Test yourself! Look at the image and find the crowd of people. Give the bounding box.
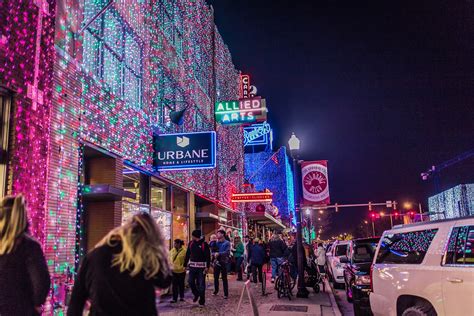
[0,194,328,315]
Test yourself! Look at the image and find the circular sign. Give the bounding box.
[301,162,330,204]
[303,171,328,194]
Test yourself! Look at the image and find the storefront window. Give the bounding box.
[123,166,140,203]
[173,188,188,245]
[122,201,149,225]
[0,93,11,198]
[151,208,172,247]
[151,180,166,209]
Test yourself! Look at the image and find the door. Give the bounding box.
[442,224,474,315]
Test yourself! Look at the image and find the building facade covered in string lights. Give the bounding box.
[1,0,244,309]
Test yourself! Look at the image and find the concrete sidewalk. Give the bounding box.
[158,270,340,316]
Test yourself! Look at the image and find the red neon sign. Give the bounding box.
[231,191,273,203]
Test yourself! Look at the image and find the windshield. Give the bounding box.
[335,244,347,257]
[352,242,378,263]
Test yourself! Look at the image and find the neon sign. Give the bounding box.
[231,191,273,203]
[244,122,272,147]
[240,74,250,99]
[215,97,267,125]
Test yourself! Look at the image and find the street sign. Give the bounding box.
[153,131,216,171]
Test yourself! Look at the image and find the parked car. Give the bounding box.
[340,237,380,316]
[370,216,474,316]
[326,240,349,288]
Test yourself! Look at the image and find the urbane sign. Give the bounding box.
[215,97,267,125]
[153,131,216,171]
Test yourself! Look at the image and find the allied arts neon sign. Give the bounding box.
[215,97,267,125]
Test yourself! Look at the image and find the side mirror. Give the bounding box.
[339,256,349,264]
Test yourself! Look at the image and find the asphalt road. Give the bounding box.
[330,282,355,316]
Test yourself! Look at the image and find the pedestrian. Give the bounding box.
[249,238,265,284]
[244,236,253,280]
[268,231,287,283]
[184,229,211,306]
[316,242,326,273]
[68,212,172,316]
[212,229,230,298]
[169,239,186,303]
[0,195,50,316]
[287,234,298,280]
[233,236,244,281]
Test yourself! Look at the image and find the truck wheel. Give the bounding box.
[402,301,436,316]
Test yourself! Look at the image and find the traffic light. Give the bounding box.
[370,212,376,219]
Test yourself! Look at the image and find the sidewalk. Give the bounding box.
[158,269,340,316]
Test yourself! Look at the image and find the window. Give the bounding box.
[444,226,474,265]
[0,92,12,198]
[335,244,347,257]
[83,5,142,108]
[376,229,438,264]
[352,242,378,263]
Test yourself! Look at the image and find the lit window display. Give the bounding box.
[151,208,172,246]
[173,188,188,245]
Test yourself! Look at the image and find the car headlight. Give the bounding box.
[355,275,371,286]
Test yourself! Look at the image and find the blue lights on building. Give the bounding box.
[245,147,296,226]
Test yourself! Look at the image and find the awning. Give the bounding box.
[195,212,228,223]
[82,184,136,202]
[246,211,286,229]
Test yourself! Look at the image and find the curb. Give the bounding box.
[325,279,342,316]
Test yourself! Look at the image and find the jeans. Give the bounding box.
[188,267,206,305]
[213,263,229,296]
[252,264,263,283]
[172,272,186,301]
[235,256,244,280]
[270,257,284,279]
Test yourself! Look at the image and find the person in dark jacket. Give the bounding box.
[249,238,265,283]
[0,195,50,316]
[68,212,172,316]
[268,232,288,282]
[213,229,231,298]
[184,230,211,306]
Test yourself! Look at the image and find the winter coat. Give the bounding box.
[184,239,211,268]
[249,244,265,265]
[169,246,187,273]
[268,238,287,258]
[0,234,50,316]
[68,242,171,316]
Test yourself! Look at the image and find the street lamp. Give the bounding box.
[288,132,309,298]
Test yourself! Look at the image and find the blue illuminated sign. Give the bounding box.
[243,122,273,147]
[153,131,216,171]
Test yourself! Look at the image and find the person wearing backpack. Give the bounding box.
[184,230,210,306]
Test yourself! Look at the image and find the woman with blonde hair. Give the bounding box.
[68,212,172,316]
[0,195,50,315]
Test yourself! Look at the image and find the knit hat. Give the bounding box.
[192,229,202,238]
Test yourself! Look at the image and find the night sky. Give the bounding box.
[208,0,474,236]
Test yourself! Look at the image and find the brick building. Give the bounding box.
[1,0,244,310]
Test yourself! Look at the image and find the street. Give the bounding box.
[158,268,338,316]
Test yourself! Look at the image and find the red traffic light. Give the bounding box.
[370,212,376,218]
[394,212,399,216]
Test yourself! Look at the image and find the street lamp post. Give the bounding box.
[288,133,310,298]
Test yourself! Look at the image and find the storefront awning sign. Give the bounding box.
[153,131,216,171]
[231,191,273,203]
[215,97,267,125]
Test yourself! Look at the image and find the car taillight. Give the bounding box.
[370,264,374,292]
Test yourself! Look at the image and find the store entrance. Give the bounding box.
[77,146,132,261]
